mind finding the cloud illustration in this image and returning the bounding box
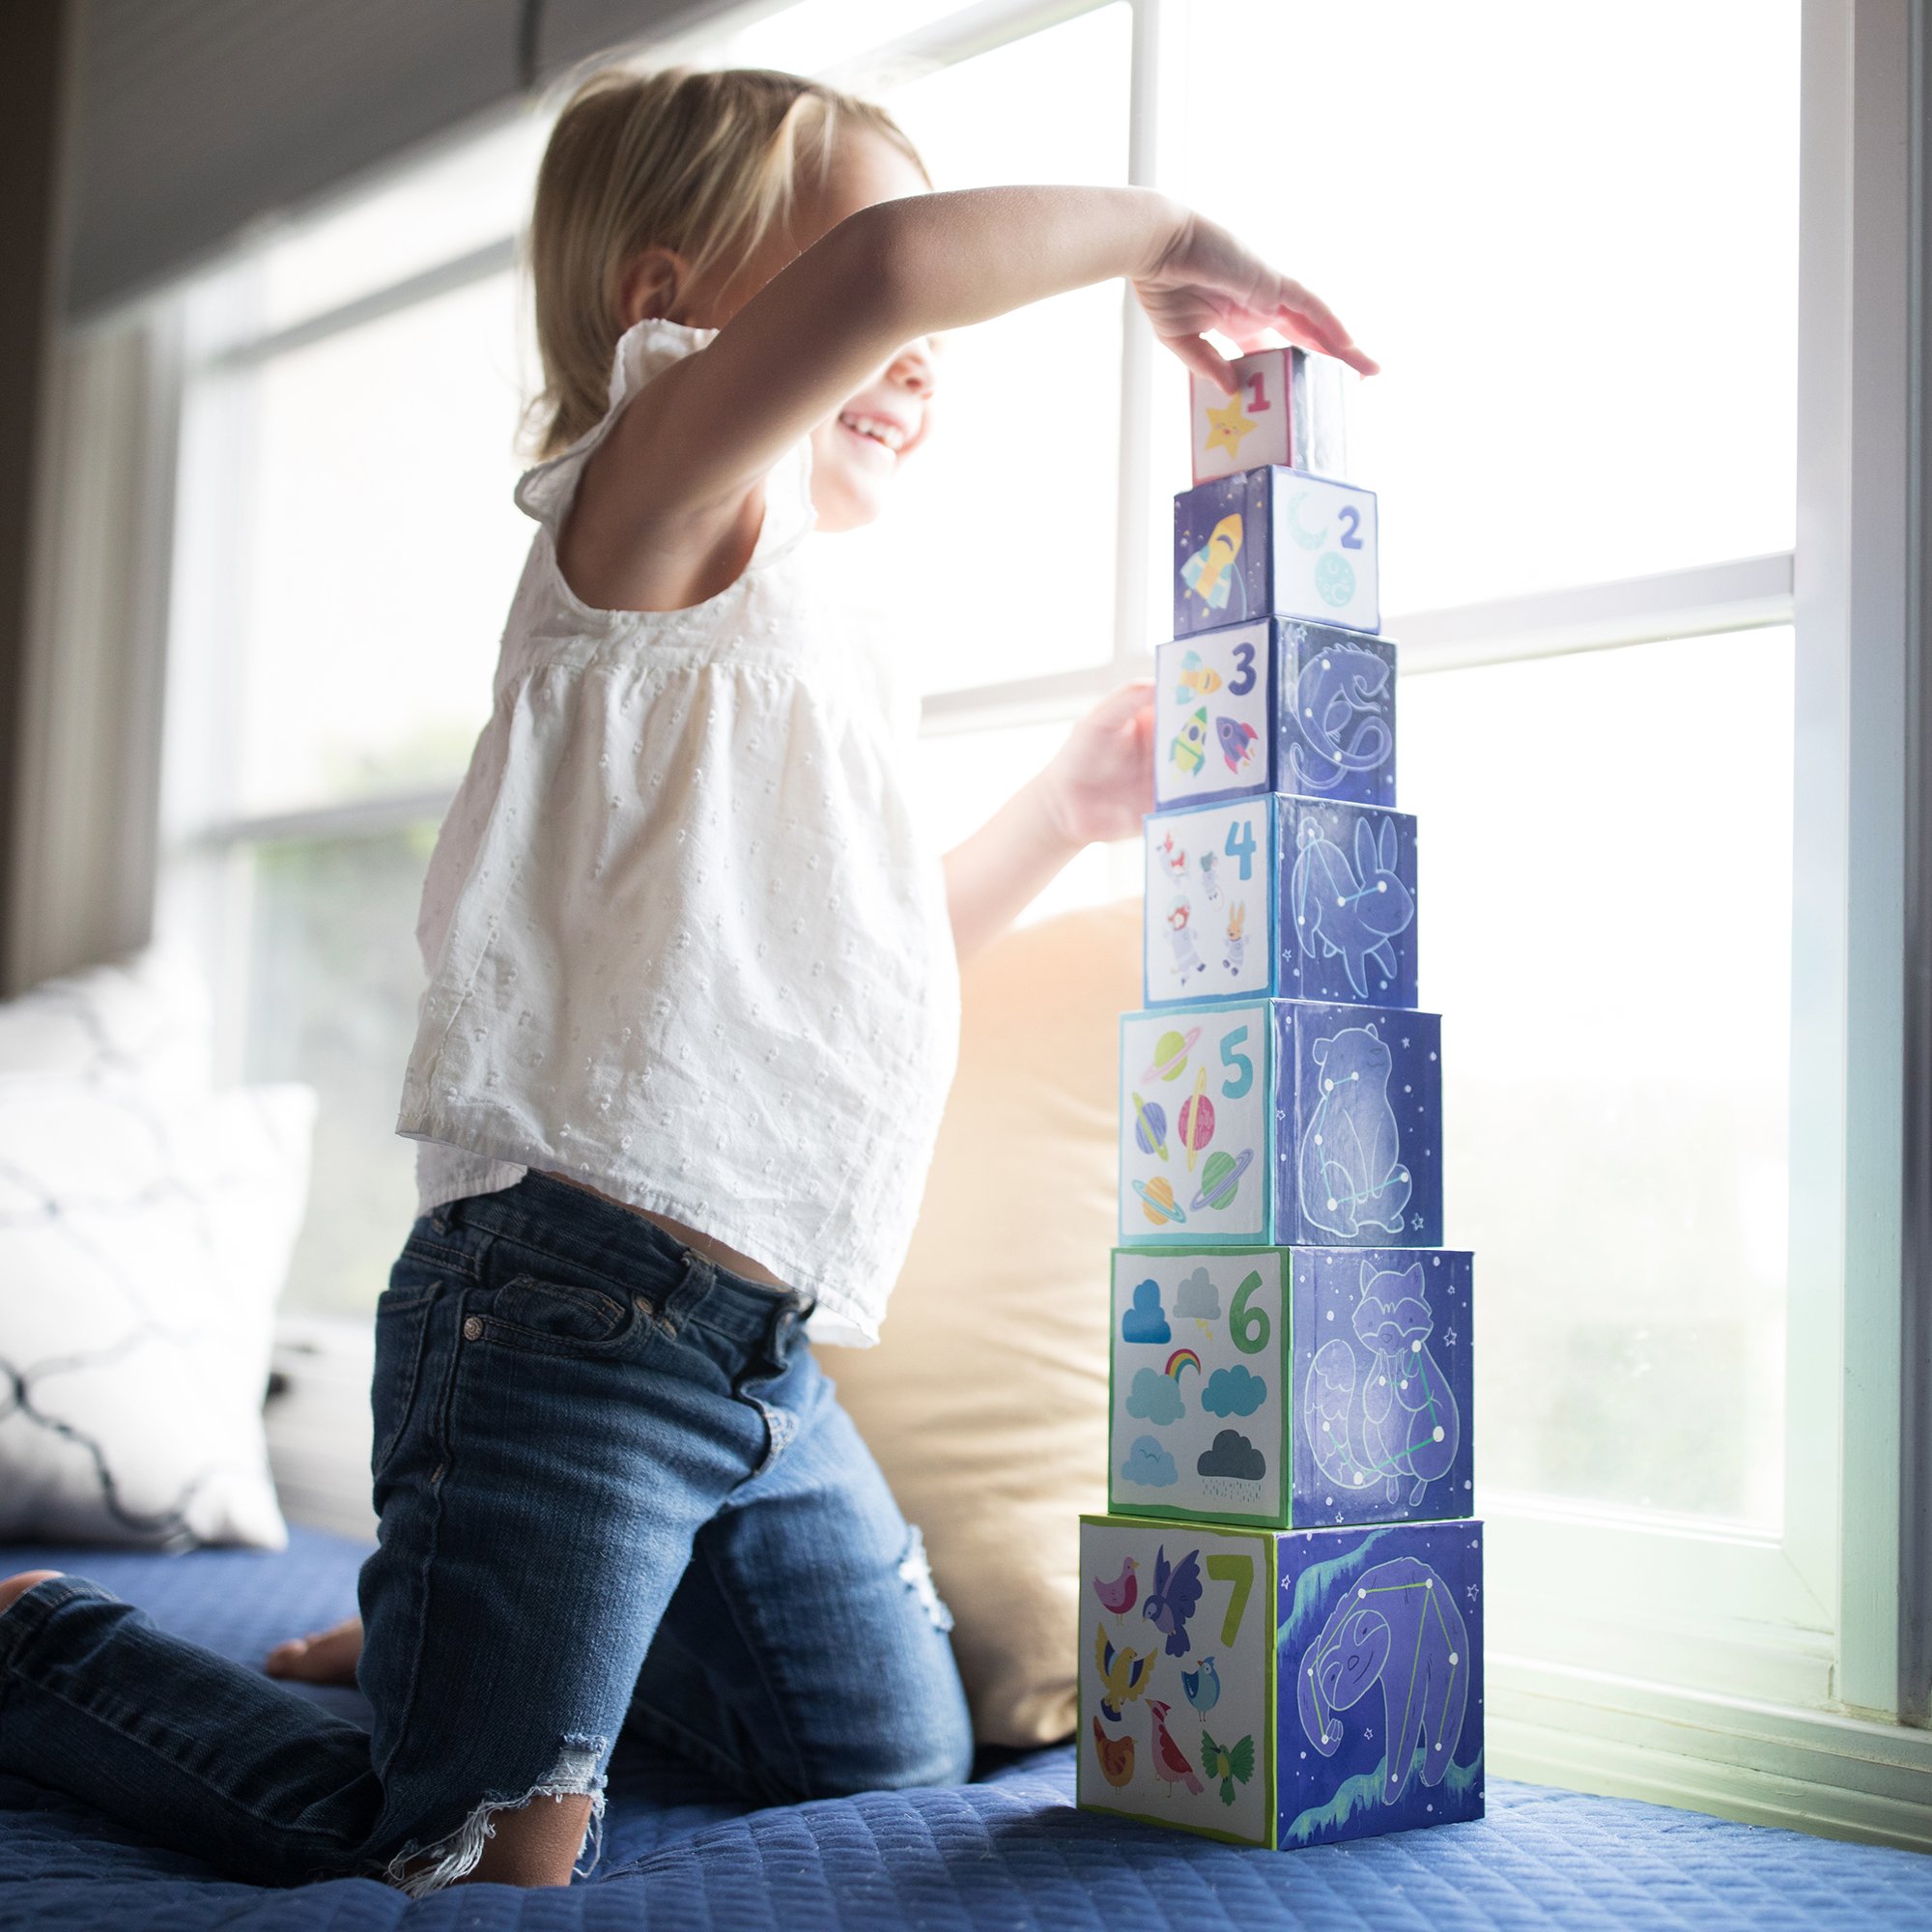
[1125,1367,1185,1426]
[1121,1277,1171,1346]
[1197,1429,1266,1482]
[1121,1435,1179,1488]
[1173,1266,1221,1321]
[1202,1365,1267,1417]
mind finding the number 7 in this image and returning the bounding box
[1207,1552,1254,1646]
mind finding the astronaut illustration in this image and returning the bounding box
[1198,849,1221,903]
[1167,897,1207,978]
[1223,901,1248,977]
[1157,832,1189,884]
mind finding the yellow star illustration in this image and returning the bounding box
[1203,384,1258,462]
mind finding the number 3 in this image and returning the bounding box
[1227,640,1257,696]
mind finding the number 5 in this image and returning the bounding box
[1219,1025,1253,1098]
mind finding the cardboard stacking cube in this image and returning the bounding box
[1119,998,1442,1249]
[1188,348,1349,486]
[1145,795,1418,1009]
[1154,620,1397,812]
[1173,467,1379,639]
[1108,1245,1472,1530]
[1079,1513,1484,1847]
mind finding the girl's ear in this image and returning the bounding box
[618,246,690,327]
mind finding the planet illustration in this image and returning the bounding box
[1134,1176,1188,1227]
[1178,1093,1215,1153]
[1316,552,1357,608]
[1142,1027,1202,1084]
[1190,1147,1254,1212]
[1131,1092,1169,1159]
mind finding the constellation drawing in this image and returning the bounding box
[1290,816,1413,1000]
[1295,1025,1411,1238]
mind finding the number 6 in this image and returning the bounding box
[1230,1269,1270,1353]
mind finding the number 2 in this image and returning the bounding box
[1218,1025,1253,1098]
[1227,639,1257,696]
[1207,1553,1255,1646]
[1338,505,1364,550]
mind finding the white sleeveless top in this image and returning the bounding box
[397,320,960,1346]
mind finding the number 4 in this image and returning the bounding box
[1207,1553,1254,1646]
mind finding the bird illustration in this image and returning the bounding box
[1093,1557,1139,1617]
[1200,1728,1255,1808]
[1142,1545,1205,1658]
[1091,1716,1136,1789]
[1180,1655,1221,1714]
[1094,1623,1157,1724]
[1146,1699,1204,1797]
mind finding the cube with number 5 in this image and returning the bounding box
[1188,346,1350,486]
[1120,998,1442,1248]
[1079,1513,1484,1847]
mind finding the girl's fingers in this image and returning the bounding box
[1165,330,1240,391]
[1087,679,1155,728]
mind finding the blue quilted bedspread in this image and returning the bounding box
[2,1529,1929,1930]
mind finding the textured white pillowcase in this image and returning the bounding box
[0,948,314,1550]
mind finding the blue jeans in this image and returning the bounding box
[0,1172,972,1889]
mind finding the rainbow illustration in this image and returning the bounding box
[1165,1348,1203,1382]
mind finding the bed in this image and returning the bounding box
[3,1528,1930,1930]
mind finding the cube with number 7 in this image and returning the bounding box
[1108,1245,1473,1531]
[1120,998,1442,1249]
[1189,347,1349,485]
[1079,1513,1484,1847]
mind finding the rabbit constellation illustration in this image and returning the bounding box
[1296,1023,1411,1238]
[1286,640,1393,796]
[1291,816,1414,1000]
[1304,1262,1460,1505]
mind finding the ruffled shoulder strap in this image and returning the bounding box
[514,317,815,567]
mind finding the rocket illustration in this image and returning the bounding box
[1180,513,1243,611]
[1174,649,1223,703]
[1170,707,1209,777]
[1216,716,1260,774]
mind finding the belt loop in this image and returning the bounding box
[661,1247,714,1339]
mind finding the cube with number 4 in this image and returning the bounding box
[1174,466,1379,639]
[1120,998,1442,1248]
[1146,795,1418,1009]
[1079,1513,1484,1847]
[1155,619,1398,812]
[1108,1245,1473,1531]
[1189,347,1349,485]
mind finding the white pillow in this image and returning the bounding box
[0,1073,314,1548]
[0,944,212,1091]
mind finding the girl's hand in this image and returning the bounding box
[1134,206,1379,387]
[264,1615,364,1687]
[1038,680,1156,848]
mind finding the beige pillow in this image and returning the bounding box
[822,897,1140,1747]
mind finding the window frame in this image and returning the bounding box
[133,0,1928,1835]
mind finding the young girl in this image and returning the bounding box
[0,65,1371,1893]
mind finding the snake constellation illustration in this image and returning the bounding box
[1304,1263,1460,1505]
[1286,640,1393,796]
[1295,1555,1469,1805]
[1290,816,1413,1000]
[1295,1024,1411,1238]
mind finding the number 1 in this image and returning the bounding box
[1245,372,1271,413]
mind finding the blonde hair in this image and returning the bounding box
[529,66,926,456]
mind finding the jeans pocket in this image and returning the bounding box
[482,1274,644,1361]
[371,1281,441,1480]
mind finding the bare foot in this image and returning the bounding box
[0,1571,63,1617]
[265,1615,364,1686]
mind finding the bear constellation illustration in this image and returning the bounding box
[1295,1556,1469,1806]
[1296,1024,1411,1237]
[1304,1262,1460,1505]
[1286,641,1393,796]
[1290,817,1413,1000]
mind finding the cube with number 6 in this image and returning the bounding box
[1188,346,1350,485]
[1173,466,1379,639]
[1079,1513,1484,1847]
[1154,619,1397,812]
[1145,795,1418,1009]
[1108,1245,1473,1531]
[1120,998,1442,1249]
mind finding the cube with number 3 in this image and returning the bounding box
[1108,1245,1473,1531]
[1120,998,1442,1248]
[1189,347,1349,485]
[1145,795,1418,1009]
[1155,619,1397,812]
[1079,1513,1484,1847]
[1174,467,1379,639]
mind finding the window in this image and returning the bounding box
[150,0,1926,1827]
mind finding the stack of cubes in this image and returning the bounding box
[1078,350,1484,1849]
